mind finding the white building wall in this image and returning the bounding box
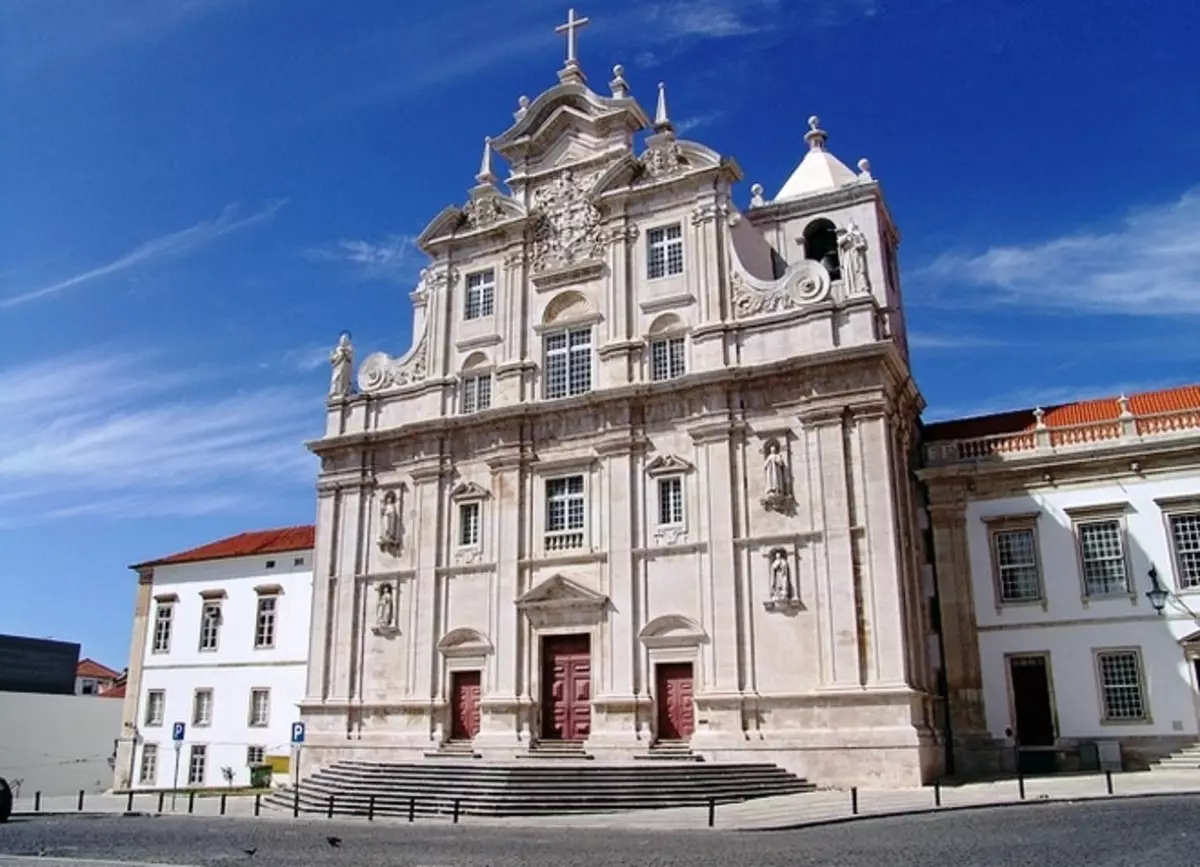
[965,470,1200,743]
[0,692,124,796]
[129,551,312,789]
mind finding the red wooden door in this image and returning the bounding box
[450,671,481,740]
[656,663,695,740]
[542,635,591,740]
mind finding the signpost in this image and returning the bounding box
[171,722,185,809]
[291,721,305,790]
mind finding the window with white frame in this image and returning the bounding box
[464,269,495,320]
[254,595,277,649]
[543,327,592,399]
[145,690,165,726]
[461,373,492,413]
[192,688,213,726]
[459,501,481,548]
[249,688,270,727]
[650,335,686,381]
[1169,512,1200,589]
[246,745,265,766]
[647,224,684,279]
[1096,649,1148,722]
[187,744,207,785]
[658,477,684,526]
[198,600,221,651]
[139,743,158,784]
[1077,518,1129,597]
[545,475,585,551]
[990,524,1042,603]
[151,601,173,653]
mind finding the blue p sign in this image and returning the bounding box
[291,721,306,744]
[172,722,186,742]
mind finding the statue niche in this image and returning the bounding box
[760,439,795,514]
[764,548,802,613]
[378,489,402,553]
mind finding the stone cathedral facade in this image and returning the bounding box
[302,15,940,787]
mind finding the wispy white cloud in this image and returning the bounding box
[0,349,316,527]
[922,187,1200,316]
[1,201,287,309]
[675,111,725,134]
[908,331,1010,350]
[304,234,418,283]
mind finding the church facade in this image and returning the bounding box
[301,13,941,788]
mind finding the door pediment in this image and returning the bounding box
[516,575,609,629]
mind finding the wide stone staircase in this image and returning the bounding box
[263,758,816,818]
[1151,743,1200,770]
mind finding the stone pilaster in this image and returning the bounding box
[305,489,339,702]
[113,568,153,790]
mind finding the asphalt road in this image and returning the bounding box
[1,795,1197,866]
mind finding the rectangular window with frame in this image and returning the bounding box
[990,525,1042,603]
[192,688,213,727]
[1076,518,1130,597]
[246,745,266,766]
[650,336,686,381]
[658,476,684,526]
[461,374,492,413]
[464,269,495,320]
[198,600,222,651]
[647,224,684,279]
[543,327,592,399]
[152,602,173,654]
[248,688,270,727]
[145,689,165,726]
[254,596,277,649]
[139,743,158,784]
[459,501,481,548]
[1169,511,1200,589]
[187,744,207,785]
[1096,649,1148,722]
[545,475,585,551]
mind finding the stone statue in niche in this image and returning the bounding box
[375,582,395,630]
[764,549,801,612]
[838,223,871,296]
[378,490,401,552]
[761,440,793,512]
[328,332,354,398]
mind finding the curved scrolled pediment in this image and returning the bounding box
[729,257,832,320]
[437,627,494,658]
[450,481,490,501]
[636,138,724,185]
[639,614,707,649]
[491,83,649,154]
[645,454,694,476]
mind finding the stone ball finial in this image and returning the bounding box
[858,157,871,173]
[808,115,820,130]
[751,183,764,195]
[518,95,530,109]
[613,63,624,77]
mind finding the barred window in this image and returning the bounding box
[647,224,684,279]
[650,336,686,381]
[247,745,266,766]
[543,328,592,399]
[993,528,1041,602]
[1078,519,1128,596]
[187,745,207,785]
[145,690,165,726]
[249,688,270,727]
[139,744,158,784]
[461,374,492,413]
[1097,650,1147,721]
[1169,512,1200,589]
[658,477,684,526]
[198,600,221,651]
[192,689,213,726]
[254,596,277,649]
[545,475,585,551]
[464,269,495,320]
[459,501,481,547]
[152,602,173,654]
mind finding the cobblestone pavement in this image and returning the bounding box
[2,796,1199,866]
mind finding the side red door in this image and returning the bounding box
[656,663,695,740]
[450,671,481,739]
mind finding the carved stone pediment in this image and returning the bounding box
[638,615,707,649]
[450,481,491,500]
[528,169,608,274]
[730,259,832,319]
[437,627,494,658]
[516,575,608,629]
[645,454,694,476]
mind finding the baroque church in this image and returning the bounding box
[303,9,939,787]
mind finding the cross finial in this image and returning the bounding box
[555,8,590,68]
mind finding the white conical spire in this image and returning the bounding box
[475,137,496,186]
[773,115,859,202]
[654,81,673,133]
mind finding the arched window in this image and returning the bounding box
[646,312,688,382]
[540,290,598,400]
[803,218,841,281]
[459,351,492,414]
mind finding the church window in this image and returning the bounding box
[1096,649,1148,722]
[545,475,585,551]
[254,596,277,649]
[657,477,684,526]
[151,601,173,654]
[464,269,495,320]
[198,600,222,651]
[650,336,686,381]
[248,688,270,727]
[802,218,841,280]
[988,522,1043,604]
[543,327,592,399]
[139,743,158,784]
[459,501,481,547]
[647,224,684,279]
[461,374,492,413]
[187,744,207,785]
[144,690,165,726]
[192,688,213,726]
[1168,511,1200,589]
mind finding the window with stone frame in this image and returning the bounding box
[459,501,481,548]
[650,335,686,381]
[187,744,207,785]
[647,223,684,279]
[1075,516,1130,598]
[246,745,266,766]
[198,599,222,651]
[1096,649,1149,722]
[543,327,592,399]
[986,516,1043,604]
[545,475,585,551]
[144,690,165,727]
[192,688,213,726]
[139,743,158,784]
[151,600,174,654]
[460,373,492,413]
[657,476,684,527]
[464,268,495,320]
[254,595,277,649]
[1168,511,1200,589]
[248,688,270,727]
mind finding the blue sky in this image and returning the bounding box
[2,0,1198,669]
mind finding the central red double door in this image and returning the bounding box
[541,634,591,740]
[655,662,695,741]
[450,671,481,740]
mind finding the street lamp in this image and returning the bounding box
[1145,566,1170,615]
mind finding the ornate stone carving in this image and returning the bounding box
[528,169,606,273]
[690,202,728,226]
[653,524,689,547]
[761,439,794,513]
[640,140,685,181]
[328,333,353,399]
[646,454,693,476]
[374,581,397,632]
[837,222,872,296]
[454,546,483,565]
[463,196,505,230]
[357,332,429,393]
[764,548,801,612]
[378,489,402,553]
[730,259,831,319]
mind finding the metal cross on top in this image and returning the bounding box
[555,8,590,67]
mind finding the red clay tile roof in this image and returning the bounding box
[924,384,1200,442]
[98,684,126,698]
[134,525,315,569]
[76,658,121,680]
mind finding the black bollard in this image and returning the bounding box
[1017,771,1026,800]
[1105,770,1113,795]
[78,790,85,811]
[851,787,859,815]
[34,791,41,813]
[327,794,334,819]
[368,795,375,821]
[707,798,715,827]
[453,799,460,824]
[408,796,415,822]
[126,790,134,812]
[220,793,227,816]
[157,791,165,814]
[934,780,941,807]
[188,791,195,814]
[292,786,299,819]
[254,794,261,817]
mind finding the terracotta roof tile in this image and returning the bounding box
[134,525,315,569]
[76,658,121,680]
